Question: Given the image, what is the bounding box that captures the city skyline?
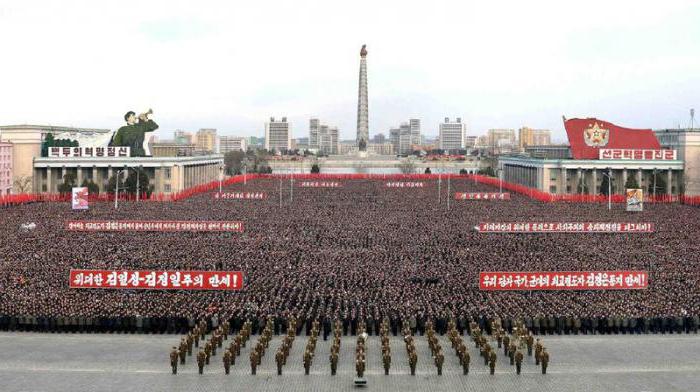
[0,1,698,142]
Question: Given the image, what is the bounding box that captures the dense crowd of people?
[1,178,698,335]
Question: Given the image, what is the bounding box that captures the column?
[77,166,83,186]
[561,168,568,194]
[590,169,597,195]
[622,169,628,194]
[46,167,52,193]
[667,169,673,195]
[61,166,67,184]
[576,168,582,194]
[636,169,642,189]
[92,166,97,185]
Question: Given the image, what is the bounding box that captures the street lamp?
[497,167,503,194]
[218,165,224,194]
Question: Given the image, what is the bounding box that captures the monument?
[356,44,369,153]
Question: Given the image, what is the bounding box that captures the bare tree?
[13,176,33,193]
[398,159,416,174]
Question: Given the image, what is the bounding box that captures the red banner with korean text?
[69,270,244,290]
[475,222,653,233]
[385,182,425,188]
[214,192,267,200]
[299,181,342,188]
[480,271,648,290]
[65,220,244,232]
[455,192,510,200]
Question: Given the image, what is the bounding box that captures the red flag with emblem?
[563,118,661,159]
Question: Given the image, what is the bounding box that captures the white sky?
[0,0,698,142]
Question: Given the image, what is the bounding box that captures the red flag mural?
[564,118,661,160]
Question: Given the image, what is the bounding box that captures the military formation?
[169,317,551,376]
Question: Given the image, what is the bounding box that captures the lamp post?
[497,167,503,194]
[219,165,224,194]
[653,168,657,200]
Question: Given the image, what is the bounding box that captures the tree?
[57,173,77,194]
[424,167,431,174]
[12,176,33,193]
[123,168,152,197]
[81,179,100,195]
[477,167,496,177]
[41,132,78,157]
[459,169,469,175]
[106,173,126,195]
[398,159,416,174]
[311,164,321,174]
[224,151,246,175]
[576,177,589,194]
[624,175,640,190]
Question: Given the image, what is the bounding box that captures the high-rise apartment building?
[519,127,552,150]
[439,117,467,151]
[265,117,291,152]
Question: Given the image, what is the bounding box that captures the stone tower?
[356,44,369,151]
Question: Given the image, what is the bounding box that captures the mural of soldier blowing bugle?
[110,109,159,157]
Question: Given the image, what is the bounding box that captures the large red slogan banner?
[455,192,510,200]
[480,271,648,291]
[476,222,654,233]
[69,270,244,290]
[66,221,244,232]
[564,118,661,160]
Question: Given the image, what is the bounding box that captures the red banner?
[455,192,510,200]
[564,118,661,160]
[385,182,424,188]
[66,221,244,232]
[69,270,244,290]
[214,192,267,200]
[476,222,653,233]
[480,271,648,290]
[300,181,342,188]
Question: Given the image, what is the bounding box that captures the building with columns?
[498,119,690,196]
[0,141,13,195]
[32,155,223,195]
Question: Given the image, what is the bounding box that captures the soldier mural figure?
[111,109,158,157]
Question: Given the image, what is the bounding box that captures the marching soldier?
[330,351,339,376]
[170,346,179,375]
[526,334,534,356]
[535,339,543,365]
[409,351,417,376]
[502,334,510,356]
[509,342,516,365]
[179,340,187,365]
[250,350,258,375]
[276,349,284,375]
[355,357,365,378]
[461,350,470,375]
[197,350,206,375]
[435,352,444,376]
[488,350,497,375]
[496,330,503,348]
[204,341,212,365]
[515,349,524,375]
[304,350,312,375]
[541,348,549,374]
[223,349,231,375]
[383,351,391,375]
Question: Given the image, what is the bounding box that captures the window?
[164,184,171,192]
[549,185,557,193]
[164,168,171,179]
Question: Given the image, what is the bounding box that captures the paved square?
[0,332,698,391]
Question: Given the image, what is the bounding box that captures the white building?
[409,118,421,147]
[309,118,338,154]
[219,136,248,154]
[265,117,291,153]
[439,117,467,151]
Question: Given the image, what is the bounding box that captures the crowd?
[1,178,699,335]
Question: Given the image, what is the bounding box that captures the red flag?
[564,118,661,159]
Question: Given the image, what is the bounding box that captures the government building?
[497,118,694,196]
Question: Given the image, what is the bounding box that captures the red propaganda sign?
[300,181,342,188]
[599,149,677,161]
[564,118,661,160]
[455,192,510,200]
[214,192,267,200]
[69,270,244,290]
[475,222,653,233]
[66,220,244,232]
[479,271,648,291]
[386,182,424,188]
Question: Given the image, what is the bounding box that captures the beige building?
[655,128,700,195]
[265,117,292,152]
[487,129,517,153]
[196,129,218,153]
[0,141,12,195]
[0,124,112,193]
[33,155,223,195]
[367,142,395,155]
[150,142,196,157]
[518,127,552,150]
[219,136,248,154]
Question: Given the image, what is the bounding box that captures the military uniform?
[170,347,178,375]
[179,340,187,364]
[541,349,549,374]
[489,351,497,375]
[515,350,523,374]
[435,352,444,376]
[250,350,258,375]
[383,352,391,375]
[330,352,339,375]
[502,335,510,356]
[197,350,206,375]
[509,343,516,365]
[461,350,470,375]
[535,340,543,365]
[223,350,231,375]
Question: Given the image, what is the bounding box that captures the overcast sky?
[0,0,698,142]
